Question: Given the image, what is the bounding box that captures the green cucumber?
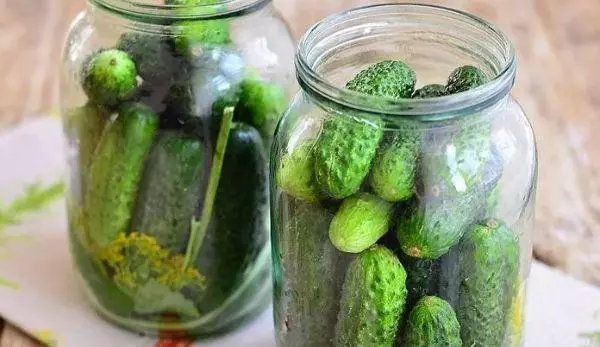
[370,133,419,202]
[84,103,158,250]
[130,133,205,254]
[329,193,394,253]
[334,245,407,347]
[276,140,321,203]
[403,296,462,347]
[314,116,383,199]
[64,103,109,198]
[457,220,519,347]
[397,197,475,259]
[275,196,352,347]
[193,123,269,313]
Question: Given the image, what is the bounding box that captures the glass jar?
[60,0,294,337]
[271,4,536,347]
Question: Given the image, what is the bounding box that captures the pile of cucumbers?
[65,9,287,333]
[276,61,521,346]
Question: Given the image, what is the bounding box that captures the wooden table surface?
[1,0,599,345]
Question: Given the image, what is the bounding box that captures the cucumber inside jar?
[274,59,520,346]
[67,20,286,335]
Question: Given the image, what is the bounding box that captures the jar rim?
[91,0,269,21]
[295,3,517,119]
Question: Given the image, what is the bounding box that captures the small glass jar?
[271,4,536,347]
[60,0,294,337]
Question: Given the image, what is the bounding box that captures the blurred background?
[0,0,598,345]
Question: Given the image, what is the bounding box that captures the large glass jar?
[271,4,537,347]
[60,0,294,337]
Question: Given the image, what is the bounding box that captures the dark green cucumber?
[403,296,462,347]
[84,103,159,250]
[334,245,407,347]
[193,123,269,313]
[457,220,519,347]
[399,252,441,310]
[275,195,352,347]
[130,133,206,254]
[397,197,476,259]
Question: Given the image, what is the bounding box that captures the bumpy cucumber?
[370,133,419,202]
[276,140,321,203]
[403,296,462,347]
[445,65,488,95]
[457,220,519,347]
[397,197,476,259]
[399,252,441,310]
[334,245,407,347]
[314,116,383,199]
[412,84,446,98]
[130,133,206,254]
[193,123,269,313]
[346,60,416,99]
[275,196,352,347]
[84,103,158,249]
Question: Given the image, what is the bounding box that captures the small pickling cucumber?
[403,296,462,347]
[329,193,394,253]
[370,133,420,202]
[275,196,352,347]
[314,116,383,199]
[334,245,407,347]
[276,140,321,203]
[84,102,158,250]
[457,219,519,347]
[130,133,206,254]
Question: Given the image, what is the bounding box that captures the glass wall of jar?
[271,4,537,347]
[60,0,295,337]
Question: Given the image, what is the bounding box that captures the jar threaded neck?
[296,4,516,118]
[91,0,269,20]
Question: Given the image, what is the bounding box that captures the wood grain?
[1,0,599,345]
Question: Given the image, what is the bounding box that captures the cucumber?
[329,193,394,253]
[64,104,109,199]
[275,195,352,347]
[84,103,159,250]
[314,116,384,199]
[403,296,462,347]
[334,245,407,347]
[457,220,519,347]
[370,133,419,202]
[399,252,441,310]
[193,123,269,313]
[397,197,475,259]
[130,133,206,254]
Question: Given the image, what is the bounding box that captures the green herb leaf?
[0,181,65,231]
[581,331,600,347]
[133,279,200,318]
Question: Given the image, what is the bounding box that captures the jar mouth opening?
[92,0,268,20]
[296,4,516,119]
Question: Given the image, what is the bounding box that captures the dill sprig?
[0,181,65,231]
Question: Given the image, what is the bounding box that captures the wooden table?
[1,0,599,345]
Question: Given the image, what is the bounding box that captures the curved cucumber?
[193,123,269,313]
[130,133,205,254]
[84,103,158,250]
